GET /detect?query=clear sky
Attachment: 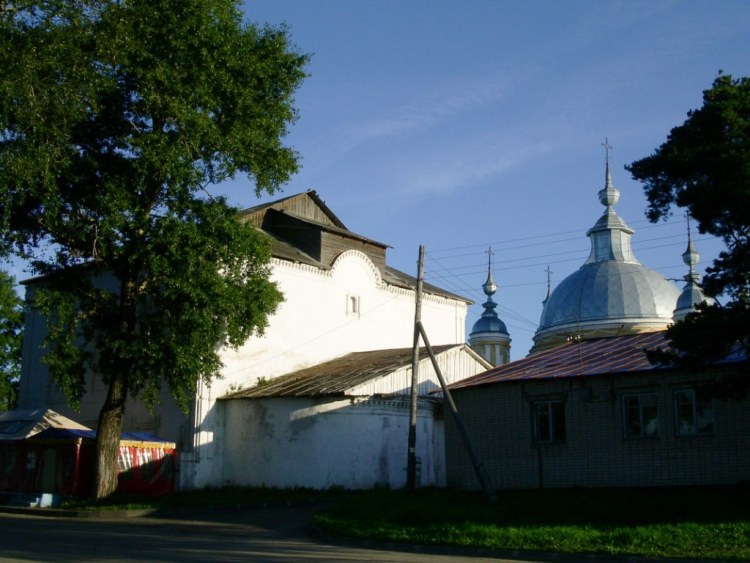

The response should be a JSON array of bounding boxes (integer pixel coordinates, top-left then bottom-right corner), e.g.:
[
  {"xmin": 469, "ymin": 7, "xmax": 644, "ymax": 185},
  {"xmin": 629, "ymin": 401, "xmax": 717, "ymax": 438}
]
[
  {"xmin": 221, "ymin": 0, "xmax": 750, "ymax": 359},
  {"xmin": 6, "ymin": 1, "xmax": 750, "ymax": 360}
]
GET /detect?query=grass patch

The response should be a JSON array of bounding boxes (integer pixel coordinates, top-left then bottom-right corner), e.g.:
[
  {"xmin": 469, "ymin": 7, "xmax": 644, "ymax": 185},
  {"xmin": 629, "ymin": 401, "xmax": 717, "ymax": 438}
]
[{"xmin": 312, "ymin": 486, "xmax": 750, "ymax": 560}]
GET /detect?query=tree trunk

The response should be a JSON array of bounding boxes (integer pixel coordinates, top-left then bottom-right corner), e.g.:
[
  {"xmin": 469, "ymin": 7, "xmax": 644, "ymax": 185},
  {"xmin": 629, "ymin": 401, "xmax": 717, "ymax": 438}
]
[{"xmin": 92, "ymin": 371, "xmax": 128, "ymax": 499}]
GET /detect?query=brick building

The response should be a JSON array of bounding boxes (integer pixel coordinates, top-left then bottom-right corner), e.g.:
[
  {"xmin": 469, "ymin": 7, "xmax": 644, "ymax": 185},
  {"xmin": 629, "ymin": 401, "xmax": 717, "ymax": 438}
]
[{"xmin": 445, "ymin": 331, "xmax": 749, "ymax": 490}]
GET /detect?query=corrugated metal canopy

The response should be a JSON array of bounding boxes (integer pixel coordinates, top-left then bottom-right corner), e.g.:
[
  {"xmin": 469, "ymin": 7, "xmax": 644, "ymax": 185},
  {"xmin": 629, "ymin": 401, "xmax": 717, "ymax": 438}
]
[
  {"xmin": 222, "ymin": 345, "xmax": 460, "ymax": 399},
  {"xmin": 449, "ymin": 331, "xmax": 674, "ymax": 391}
]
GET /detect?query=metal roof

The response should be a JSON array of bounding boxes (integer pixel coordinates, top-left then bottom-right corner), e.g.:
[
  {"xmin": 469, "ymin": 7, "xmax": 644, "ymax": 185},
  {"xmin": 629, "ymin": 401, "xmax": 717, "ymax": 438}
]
[
  {"xmin": 221, "ymin": 344, "xmax": 461, "ymax": 399},
  {"xmin": 448, "ymin": 331, "xmax": 675, "ymax": 390},
  {"xmin": 381, "ymin": 267, "xmax": 471, "ymax": 303},
  {"xmin": 537, "ymin": 260, "xmax": 681, "ymax": 329}
]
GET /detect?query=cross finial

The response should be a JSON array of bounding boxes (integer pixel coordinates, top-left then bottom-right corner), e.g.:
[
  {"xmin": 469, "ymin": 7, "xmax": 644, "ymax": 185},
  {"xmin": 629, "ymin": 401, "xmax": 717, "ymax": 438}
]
[
  {"xmin": 544, "ymin": 265, "xmax": 553, "ymax": 301},
  {"xmin": 485, "ymin": 246, "xmax": 494, "ymax": 270},
  {"xmin": 601, "ymin": 138, "xmax": 613, "ymax": 166}
]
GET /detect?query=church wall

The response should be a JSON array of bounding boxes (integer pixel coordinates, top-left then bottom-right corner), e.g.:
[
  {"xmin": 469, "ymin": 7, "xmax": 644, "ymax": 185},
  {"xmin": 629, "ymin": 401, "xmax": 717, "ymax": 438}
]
[
  {"xmin": 446, "ymin": 368, "xmax": 750, "ymax": 490},
  {"xmin": 220, "ymin": 396, "xmax": 443, "ymax": 490},
  {"xmin": 216, "ymin": 250, "xmax": 465, "ymax": 396}
]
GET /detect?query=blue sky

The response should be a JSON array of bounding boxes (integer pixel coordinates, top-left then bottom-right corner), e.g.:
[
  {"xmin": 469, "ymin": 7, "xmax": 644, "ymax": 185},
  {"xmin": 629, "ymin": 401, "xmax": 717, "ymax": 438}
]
[
  {"xmin": 6, "ymin": 1, "xmax": 750, "ymax": 360},
  {"xmin": 221, "ymin": 0, "xmax": 750, "ymax": 359}
]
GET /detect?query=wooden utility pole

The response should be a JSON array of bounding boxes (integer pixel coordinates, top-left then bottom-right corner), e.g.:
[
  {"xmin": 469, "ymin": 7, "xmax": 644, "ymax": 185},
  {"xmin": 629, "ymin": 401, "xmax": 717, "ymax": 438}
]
[{"xmin": 406, "ymin": 245, "xmax": 424, "ymax": 491}]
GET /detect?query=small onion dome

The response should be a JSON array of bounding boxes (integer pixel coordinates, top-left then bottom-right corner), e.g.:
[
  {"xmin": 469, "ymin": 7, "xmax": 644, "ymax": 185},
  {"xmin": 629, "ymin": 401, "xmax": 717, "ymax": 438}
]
[
  {"xmin": 470, "ymin": 297, "xmax": 509, "ymax": 336},
  {"xmin": 469, "ymin": 258, "xmax": 511, "ymax": 366},
  {"xmin": 673, "ymin": 226, "xmax": 714, "ymax": 322}
]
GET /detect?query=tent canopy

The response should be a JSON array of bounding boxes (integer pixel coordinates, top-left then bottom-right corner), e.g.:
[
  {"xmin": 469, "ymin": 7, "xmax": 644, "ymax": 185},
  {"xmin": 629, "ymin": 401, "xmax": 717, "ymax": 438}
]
[{"xmin": 0, "ymin": 409, "xmax": 91, "ymax": 441}]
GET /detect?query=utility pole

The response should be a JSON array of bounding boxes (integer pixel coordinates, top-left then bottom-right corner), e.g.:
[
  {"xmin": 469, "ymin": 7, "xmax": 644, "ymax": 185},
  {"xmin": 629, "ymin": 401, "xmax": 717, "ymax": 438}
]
[{"xmin": 406, "ymin": 245, "xmax": 424, "ymax": 491}]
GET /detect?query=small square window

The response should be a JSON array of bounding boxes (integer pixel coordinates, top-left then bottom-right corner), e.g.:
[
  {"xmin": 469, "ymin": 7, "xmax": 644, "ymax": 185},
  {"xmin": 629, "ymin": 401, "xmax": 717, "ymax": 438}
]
[
  {"xmin": 675, "ymin": 389, "xmax": 714, "ymax": 436},
  {"xmin": 533, "ymin": 400, "xmax": 566, "ymax": 443},
  {"xmin": 622, "ymin": 392, "xmax": 659, "ymax": 438}
]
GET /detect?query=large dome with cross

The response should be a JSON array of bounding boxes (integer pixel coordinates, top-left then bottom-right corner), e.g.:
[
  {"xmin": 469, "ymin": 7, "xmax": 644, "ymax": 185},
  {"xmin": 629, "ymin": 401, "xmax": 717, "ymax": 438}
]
[{"xmin": 530, "ymin": 157, "xmax": 681, "ymax": 353}]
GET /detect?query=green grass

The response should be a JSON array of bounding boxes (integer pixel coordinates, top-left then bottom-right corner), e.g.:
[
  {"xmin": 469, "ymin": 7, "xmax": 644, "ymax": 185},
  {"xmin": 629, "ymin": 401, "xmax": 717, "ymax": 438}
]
[
  {"xmin": 311, "ymin": 487, "xmax": 750, "ymax": 560},
  {"xmin": 58, "ymin": 485, "xmax": 750, "ymax": 559}
]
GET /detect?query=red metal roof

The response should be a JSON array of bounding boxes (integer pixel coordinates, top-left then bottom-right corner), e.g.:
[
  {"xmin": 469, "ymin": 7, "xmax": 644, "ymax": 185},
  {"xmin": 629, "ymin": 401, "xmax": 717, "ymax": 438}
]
[{"xmin": 449, "ymin": 331, "xmax": 673, "ymax": 390}]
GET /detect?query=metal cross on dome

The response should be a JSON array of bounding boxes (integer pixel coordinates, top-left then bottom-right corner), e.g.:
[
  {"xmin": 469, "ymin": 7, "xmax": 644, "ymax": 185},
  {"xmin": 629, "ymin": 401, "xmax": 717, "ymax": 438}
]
[
  {"xmin": 602, "ymin": 138, "xmax": 613, "ymax": 165},
  {"xmin": 485, "ymin": 246, "xmax": 494, "ymax": 269}
]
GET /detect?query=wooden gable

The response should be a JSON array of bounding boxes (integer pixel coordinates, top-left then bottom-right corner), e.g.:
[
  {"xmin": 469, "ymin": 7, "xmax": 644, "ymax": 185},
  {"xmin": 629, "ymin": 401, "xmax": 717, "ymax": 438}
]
[{"xmin": 241, "ymin": 191, "xmax": 388, "ymax": 271}]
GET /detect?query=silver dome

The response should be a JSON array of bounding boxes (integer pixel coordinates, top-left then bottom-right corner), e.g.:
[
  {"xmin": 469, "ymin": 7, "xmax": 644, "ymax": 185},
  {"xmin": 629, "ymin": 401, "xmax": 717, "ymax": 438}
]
[
  {"xmin": 532, "ymin": 159, "xmax": 680, "ymax": 351},
  {"xmin": 537, "ymin": 260, "xmax": 680, "ymax": 332}
]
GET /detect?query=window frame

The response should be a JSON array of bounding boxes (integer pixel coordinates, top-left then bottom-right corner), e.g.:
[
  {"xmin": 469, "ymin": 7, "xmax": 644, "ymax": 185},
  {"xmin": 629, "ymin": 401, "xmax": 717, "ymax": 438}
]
[
  {"xmin": 674, "ymin": 388, "xmax": 714, "ymax": 436},
  {"xmin": 532, "ymin": 399, "xmax": 567, "ymax": 444},
  {"xmin": 622, "ymin": 392, "xmax": 660, "ymax": 438}
]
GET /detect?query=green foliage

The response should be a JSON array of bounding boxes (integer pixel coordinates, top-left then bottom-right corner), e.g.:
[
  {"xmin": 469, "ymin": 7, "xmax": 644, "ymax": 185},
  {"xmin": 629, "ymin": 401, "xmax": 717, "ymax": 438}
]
[
  {"xmin": 0, "ymin": 0, "xmax": 306, "ymax": 495},
  {"xmin": 627, "ymin": 74, "xmax": 750, "ymax": 364},
  {"xmin": 0, "ymin": 270, "xmax": 22, "ymax": 409},
  {"xmin": 0, "ymin": 0, "xmax": 305, "ymax": 406}
]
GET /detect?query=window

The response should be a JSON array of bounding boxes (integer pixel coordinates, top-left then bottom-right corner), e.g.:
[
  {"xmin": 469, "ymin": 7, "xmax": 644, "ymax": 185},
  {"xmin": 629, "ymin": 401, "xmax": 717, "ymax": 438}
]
[
  {"xmin": 346, "ymin": 294, "xmax": 360, "ymax": 317},
  {"xmin": 622, "ymin": 393, "xmax": 659, "ymax": 438},
  {"xmin": 533, "ymin": 400, "xmax": 566, "ymax": 443},
  {"xmin": 674, "ymin": 389, "xmax": 714, "ymax": 436}
]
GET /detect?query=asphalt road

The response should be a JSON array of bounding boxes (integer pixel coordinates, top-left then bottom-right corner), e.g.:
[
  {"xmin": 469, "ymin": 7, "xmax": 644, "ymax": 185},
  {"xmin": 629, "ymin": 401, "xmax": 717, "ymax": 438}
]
[{"xmin": 0, "ymin": 503, "xmax": 553, "ymax": 563}]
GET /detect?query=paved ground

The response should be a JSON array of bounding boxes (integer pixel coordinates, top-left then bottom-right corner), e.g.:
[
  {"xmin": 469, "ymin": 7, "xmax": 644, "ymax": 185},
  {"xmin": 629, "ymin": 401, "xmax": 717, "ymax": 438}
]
[{"xmin": 0, "ymin": 503, "xmax": 718, "ymax": 563}]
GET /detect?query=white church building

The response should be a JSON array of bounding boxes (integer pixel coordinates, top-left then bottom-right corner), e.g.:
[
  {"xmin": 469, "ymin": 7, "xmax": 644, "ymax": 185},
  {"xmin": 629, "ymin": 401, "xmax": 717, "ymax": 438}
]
[{"xmin": 18, "ymin": 191, "xmax": 490, "ymax": 491}]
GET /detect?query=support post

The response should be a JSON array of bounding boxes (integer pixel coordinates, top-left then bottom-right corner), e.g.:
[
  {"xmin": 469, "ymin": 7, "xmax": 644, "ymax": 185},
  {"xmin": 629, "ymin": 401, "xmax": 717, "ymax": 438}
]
[{"xmin": 418, "ymin": 321, "xmax": 497, "ymax": 503}]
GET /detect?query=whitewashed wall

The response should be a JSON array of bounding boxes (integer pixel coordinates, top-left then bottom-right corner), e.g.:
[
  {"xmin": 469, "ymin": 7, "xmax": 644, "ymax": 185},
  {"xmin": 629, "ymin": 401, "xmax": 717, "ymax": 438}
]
[
  {"xmin": 218, "ymin": 250, "xmax": 466, "ymax": 390},
  {"xmin": 188, "ymin": 346, "xmax": 488, "ymax": 490},
  {"xmin": 221, "ymin": 396, "xmax": 444, "ymax": 490}
]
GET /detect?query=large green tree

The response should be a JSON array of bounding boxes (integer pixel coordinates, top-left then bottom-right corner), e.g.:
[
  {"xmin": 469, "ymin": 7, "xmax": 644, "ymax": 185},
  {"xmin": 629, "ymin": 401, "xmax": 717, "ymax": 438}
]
[
  {"xmin": 0, "ymin": 270, "xmax": 22, "ymax": 410},
  {"xmin": 627, "ymin": 73, "xmax": 750, "ymax": 367},
  {"xmin": 0, "ymin": 0, "xmax": 307, "ymax": 498}
]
